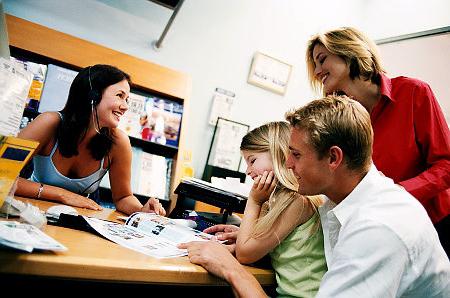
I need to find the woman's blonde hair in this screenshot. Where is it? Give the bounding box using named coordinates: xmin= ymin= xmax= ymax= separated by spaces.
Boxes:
xmin=240 ymin=121 xmax=322 ymax=238
xmin=306 ymin=27 xmax=385 ymax=94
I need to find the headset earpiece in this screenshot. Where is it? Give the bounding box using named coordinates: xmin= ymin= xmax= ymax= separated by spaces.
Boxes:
xmin=88 ymin=65 xmax=102 ymax=134
xmin=89 ymin=89 xmax=101 ymax=106
xmin=88 ymin=66 xmax=101 ymax=105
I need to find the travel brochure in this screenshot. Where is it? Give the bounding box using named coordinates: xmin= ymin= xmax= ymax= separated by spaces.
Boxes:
xmin=84 ymin=212 xmax=217 ymax=258
xmin=0 ymin=57 xmax=33 ymax=136
xmin=99 ymin=147 xmax=172 ymax=201
xmin=0 ymin=212 xmax=217 ymax=257
xmin=9 ymin=57 xmax=47 ymax=112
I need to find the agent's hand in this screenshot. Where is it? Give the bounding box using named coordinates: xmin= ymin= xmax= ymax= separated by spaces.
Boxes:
xmin=59 ymin=189 xmax=102 ymax=211
xmin=204 ymin=224 xmax=240 ymax=254
xmin=204 ymin=224 xmax=239 ymax=243
xmin=250 ymin=171 xmax=277 ymax=205
xmin=141 ymin=197 xmax=166 ymax=216
xmin=178 ymin=241 xmax=243 ymax=280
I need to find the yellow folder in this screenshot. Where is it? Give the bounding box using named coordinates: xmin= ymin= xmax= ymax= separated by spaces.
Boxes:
xmin=0 ymin=135 xmax=38 ymax=206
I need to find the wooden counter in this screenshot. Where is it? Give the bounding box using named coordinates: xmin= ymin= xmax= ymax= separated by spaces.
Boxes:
xmin=0 ymin=197 xmax=274 ymax=294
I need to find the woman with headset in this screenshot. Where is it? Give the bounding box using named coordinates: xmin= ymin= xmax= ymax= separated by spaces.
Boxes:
xmin=16 ymin=64 xmax=166 ymax=216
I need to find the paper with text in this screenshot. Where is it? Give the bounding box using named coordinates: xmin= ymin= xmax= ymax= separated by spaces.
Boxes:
xmin=84 ymin=212 xmax=217 ymax=258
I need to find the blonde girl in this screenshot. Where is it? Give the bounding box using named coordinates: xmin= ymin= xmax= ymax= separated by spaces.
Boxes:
xmin=237 ymin=121 xmax=326 ymax=298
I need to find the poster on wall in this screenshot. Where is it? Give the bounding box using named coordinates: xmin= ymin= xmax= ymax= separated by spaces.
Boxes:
xmin=118 ymin=93 xmax=183 ymax=148
xmin=140 ymin=96 xmax=183 ymax=147
xmin=208 ymin=88 xmax=235 ymax=125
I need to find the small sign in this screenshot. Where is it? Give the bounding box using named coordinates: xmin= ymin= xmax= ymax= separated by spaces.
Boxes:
xmin=208 ymin=88 xmax=235 ymax=125
xmin=247 ymin=52 xmax=292 ymax=95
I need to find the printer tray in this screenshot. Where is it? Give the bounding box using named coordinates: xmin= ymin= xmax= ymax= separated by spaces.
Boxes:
xmin=174 ymin=179 xmax=247 ymax=214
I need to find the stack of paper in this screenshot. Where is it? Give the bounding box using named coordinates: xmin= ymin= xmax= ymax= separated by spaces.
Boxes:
xmin=0 ymin=221 xmax=67 ymax=252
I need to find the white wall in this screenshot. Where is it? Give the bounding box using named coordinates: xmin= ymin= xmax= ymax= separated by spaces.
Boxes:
xmin=378 ymin=33 xmax=450 ymax=125
xmin=4 ymin=0 xmax=450 ymax=176
xmin=359 ymin=0 xmax=450 ymax=39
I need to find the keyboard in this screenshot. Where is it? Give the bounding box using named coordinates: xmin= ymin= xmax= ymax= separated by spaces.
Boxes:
xmin=195 ymin=217 xmax=218 ymax=231
xmin=171 ymin=209 xmax=221 ymax=232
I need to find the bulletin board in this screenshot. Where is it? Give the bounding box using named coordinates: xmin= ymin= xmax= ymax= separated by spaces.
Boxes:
xmin=205 ymin=118 xmax=249 ymax=171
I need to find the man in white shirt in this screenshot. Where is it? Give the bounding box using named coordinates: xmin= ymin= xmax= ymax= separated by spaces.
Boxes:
xmin=179 ymin=95 xmax=450 ymax=297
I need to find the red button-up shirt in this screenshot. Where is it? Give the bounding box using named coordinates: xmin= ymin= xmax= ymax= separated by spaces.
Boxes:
xmin=371 ymin=74 xmax=450 ymax=223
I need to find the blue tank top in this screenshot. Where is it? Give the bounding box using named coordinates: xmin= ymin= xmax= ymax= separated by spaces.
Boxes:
xmin=30 ymin=120 xmax=108 ymax=195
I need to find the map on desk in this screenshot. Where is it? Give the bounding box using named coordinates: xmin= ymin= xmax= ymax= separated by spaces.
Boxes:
xmin=83 ymin=212 xmax=217 ymax=258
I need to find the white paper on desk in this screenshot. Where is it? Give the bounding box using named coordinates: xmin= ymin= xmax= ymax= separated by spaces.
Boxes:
xmin=125 ymin=212 xmax=217 ymax=244
xmin=0 ymin=221 xmax=67 ymax=252
xmin=83 ymin=213 xmax=216 ymax=259
xmin=83 ymin=216 xmax=183 ymax=258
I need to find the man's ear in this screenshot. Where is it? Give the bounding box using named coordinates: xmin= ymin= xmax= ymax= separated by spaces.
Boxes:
xmin=328 ymin=146 xmax=344 ymax=170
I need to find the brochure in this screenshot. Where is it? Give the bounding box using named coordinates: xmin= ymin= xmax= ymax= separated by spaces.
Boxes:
xmin=38 ymin=64 xmax=78 ymax=113
xmin=10 ymin=57 xmax=47 ymax=112
xmin=99 ymin=147 xmax=172 ymax=201
xmin=117 ymin=92 xmax=146 ymax=139
xmin=0 ymin=57 xmax=33 ymax=136
xmin=0 ymin=221 xmax=67 ymax=253
xmin=83 ymin=212 xmax=217 ymax=259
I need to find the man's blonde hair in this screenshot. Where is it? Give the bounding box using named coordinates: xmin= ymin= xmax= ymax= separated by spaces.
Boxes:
xmin=240 ymin=121 xmax=322 ymax=238
xmin=306 ymin=27 xmax=385 ymax=94
xmin=285 ymin=94 xmax=373 ymax=172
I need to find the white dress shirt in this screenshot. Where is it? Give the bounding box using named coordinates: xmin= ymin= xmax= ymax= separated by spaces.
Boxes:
xmin=317 ymin=164 xmax=450 ymax=297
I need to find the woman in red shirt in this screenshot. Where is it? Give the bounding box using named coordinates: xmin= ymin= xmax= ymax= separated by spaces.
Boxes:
xmin=305 ymin=27 xmax=450 ymax=256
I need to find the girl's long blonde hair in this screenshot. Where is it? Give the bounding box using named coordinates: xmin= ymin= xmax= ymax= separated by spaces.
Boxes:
xmin=240 ymin=121 xmax=322 ymax=238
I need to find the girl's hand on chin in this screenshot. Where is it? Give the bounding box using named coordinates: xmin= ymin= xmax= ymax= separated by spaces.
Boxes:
xmin=250 ymin=171 xmax=277 ymax=205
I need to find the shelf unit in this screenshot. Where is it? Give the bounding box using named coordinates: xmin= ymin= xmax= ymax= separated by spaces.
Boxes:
xmin=6 ymin=14 xmax=191 ymax=213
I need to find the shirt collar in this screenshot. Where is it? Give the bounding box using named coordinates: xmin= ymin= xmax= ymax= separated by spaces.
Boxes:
xmin=328 ymin=164 xmax=379 ymax=225
xmin=379 ymin=73 xmax=395 ymax=103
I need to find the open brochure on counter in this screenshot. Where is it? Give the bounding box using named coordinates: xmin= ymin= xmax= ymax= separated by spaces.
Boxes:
xmin=83 ymin=212 xmax=218 ymax=259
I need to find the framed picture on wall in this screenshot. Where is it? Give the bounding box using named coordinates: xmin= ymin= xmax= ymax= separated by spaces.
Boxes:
xmin=247 ymin=52 xmax=292 ymax=95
